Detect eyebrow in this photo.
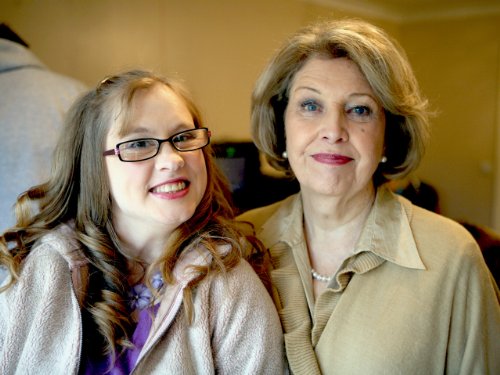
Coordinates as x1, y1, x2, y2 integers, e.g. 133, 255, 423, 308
293, 86, 320, 94
119, 123, 195, 138
118, 126, 150, 138
293, 86, 378, 101
349, 93, 378, 101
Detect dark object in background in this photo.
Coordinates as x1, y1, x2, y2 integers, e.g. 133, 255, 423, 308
390, 177, 440, 213
0, 23, 29, 47
213, 142, 299, 213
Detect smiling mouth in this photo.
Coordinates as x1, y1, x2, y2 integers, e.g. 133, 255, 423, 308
312, 153, 353, 164
151, 181, 187, 193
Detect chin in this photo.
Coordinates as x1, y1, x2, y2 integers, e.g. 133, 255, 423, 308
158, 209, 197, 227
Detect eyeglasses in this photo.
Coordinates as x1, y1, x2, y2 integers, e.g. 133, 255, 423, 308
103, 128, 211, 162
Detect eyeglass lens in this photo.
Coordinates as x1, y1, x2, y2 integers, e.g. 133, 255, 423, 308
118, 128, 209, 161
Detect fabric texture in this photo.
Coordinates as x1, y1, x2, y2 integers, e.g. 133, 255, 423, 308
0, 224, 286, 374
238, 186, 500, 375
80, 303, 161, 374
0, 39, 87, 232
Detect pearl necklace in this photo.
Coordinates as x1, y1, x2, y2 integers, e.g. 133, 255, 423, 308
311, 268, 333, 283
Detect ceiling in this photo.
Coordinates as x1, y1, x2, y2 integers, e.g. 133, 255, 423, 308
309, 0, 500, 22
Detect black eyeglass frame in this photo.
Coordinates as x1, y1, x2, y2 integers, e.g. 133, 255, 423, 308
103, 127, 211, 162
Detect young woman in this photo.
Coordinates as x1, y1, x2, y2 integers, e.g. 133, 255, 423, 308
0, 70, 285, 374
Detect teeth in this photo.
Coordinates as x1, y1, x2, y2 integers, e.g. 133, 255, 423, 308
153, 181, 186, 193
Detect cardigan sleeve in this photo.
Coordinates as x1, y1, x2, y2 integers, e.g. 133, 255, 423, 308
0, 267, 9, 353
0, 244, 82, 374
446, 238, 500, 375
210, 259, 286, 374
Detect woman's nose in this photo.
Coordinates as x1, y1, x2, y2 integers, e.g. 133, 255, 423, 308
320, 109, 349, 143
155, 142, 185, 170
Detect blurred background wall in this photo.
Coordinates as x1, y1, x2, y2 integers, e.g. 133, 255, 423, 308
1, 0, 499, 230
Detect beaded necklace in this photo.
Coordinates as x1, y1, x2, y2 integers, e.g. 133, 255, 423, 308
311, 268, 333, 283
128, 271, 164, 310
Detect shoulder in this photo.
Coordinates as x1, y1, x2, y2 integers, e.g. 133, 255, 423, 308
209, 259, 271, 300
397, 196, 488, 275
0, 39, 42, 72
43, 70, 87, 95
405, 199, 477, 251
375, 189, 486, 276
237, 194, 297, 231
198, 258, 279, 323
10, 224, 87, 288
32, 223, 86, 268
0, 45, 86, 105
0, 226, 80, 316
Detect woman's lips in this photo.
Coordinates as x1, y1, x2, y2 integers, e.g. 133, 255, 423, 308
312, 153, 353, 165
150, 181, 187, 193
150, 179, 190, 199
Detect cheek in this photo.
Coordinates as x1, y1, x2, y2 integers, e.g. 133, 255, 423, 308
198, 157, 208, 192
106, 160, 125, 186
106, 160, 145, 199
362, 120, 385, 154
284, 119, 300, 151
284, 108, 296, 141
106, 165, 126, 202
200, 170, 208, 196
187, 152, 208, 190
104, 159, 117, 190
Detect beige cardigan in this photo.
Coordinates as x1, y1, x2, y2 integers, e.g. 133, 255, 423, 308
239, 186, 500, 375
0, 224, 285, 374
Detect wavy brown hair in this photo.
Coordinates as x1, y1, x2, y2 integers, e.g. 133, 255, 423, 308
251, 18, 430, 186
0, 70, 249, 360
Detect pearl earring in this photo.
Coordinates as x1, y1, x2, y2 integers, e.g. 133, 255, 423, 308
380, 156, 387, 163
282, 151, 288, 159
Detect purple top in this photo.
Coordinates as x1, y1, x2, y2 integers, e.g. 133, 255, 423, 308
80, 304, 160, 374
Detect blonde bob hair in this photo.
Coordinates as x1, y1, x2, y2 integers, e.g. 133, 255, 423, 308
251, 18, 430, 185
0, 70, 243, 359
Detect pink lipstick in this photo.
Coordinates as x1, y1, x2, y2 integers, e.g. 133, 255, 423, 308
312, 153, 353, 165
150, 179, 190, 199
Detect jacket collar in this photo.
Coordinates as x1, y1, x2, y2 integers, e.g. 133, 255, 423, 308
136, 243, 226, 367
0, 39, 45, 73
258, 186, 425, 271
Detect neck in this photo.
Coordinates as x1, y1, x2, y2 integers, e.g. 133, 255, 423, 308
112, 217, 173, 265
302, 185, 376, 281
301, 184, 376, 228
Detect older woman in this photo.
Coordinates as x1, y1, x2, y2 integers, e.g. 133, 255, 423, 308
0, 70, 284, 374
239, 19, 500, 374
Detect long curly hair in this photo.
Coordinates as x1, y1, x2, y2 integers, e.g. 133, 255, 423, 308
0, 70, 249, 360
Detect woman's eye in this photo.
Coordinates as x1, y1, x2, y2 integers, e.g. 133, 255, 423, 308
174, 133, 194, 143
346, 105, 373, 122
126, 139, 154, 149
301, 100, 321, 113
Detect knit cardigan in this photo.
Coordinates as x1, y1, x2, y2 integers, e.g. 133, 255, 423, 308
0, 224, 285, 374
239, 187, 500, 374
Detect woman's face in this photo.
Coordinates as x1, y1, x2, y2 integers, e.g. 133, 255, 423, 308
105, 83, 207, 237
284, 56, 385, 201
